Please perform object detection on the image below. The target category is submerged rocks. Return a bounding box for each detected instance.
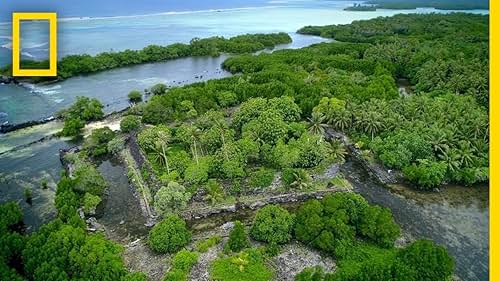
[0,75,19,85]
[0,116,56,134]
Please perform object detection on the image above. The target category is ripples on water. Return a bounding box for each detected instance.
[0,138,73,231]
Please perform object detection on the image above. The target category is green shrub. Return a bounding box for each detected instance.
[148,215,192,253]
[151,83,168,95]
[323,243,402,281]
[154,182,191,216]
[84,127,116,157]
[163,269,187,281]
[250,205,293,244]
[169,150,192,175]
[225,221,250,253]
[399,239,454,281]
[60,96,105,137]
[83,193,102,214]
[209,249,273,281]
[195,236,221,253]
[172,249,199,271]
[121,115,141,133]
[73,161,107,196]
[184,158,211,185]
[261,242,281,258]
[294,194,399,257]
[60,96,104,121]
[163,250,199,281]
[248,168,275,189]
[22,221,129,281]
[403,160,447,190]
[159,171,181,185]
[359,205,400,248]
[128,90,143,103]
[107,136,126,155]
[294,266,325,281]
[0,202,23,230]
[62,118,85,137]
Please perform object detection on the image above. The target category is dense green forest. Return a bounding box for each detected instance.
[137,13,488,188]
[1,193,454,281]
[1,33,291,82]
[1,13,487,281]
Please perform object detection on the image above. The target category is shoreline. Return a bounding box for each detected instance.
[0,108,128,155]
[0,32,292,84]
[0,32,316,133]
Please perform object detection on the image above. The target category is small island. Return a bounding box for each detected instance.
[344,4,377,11]
[366,0,489,10]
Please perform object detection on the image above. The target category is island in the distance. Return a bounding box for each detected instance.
[344,0,489,11]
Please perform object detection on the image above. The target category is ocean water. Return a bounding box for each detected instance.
[0,1,489,65]
[0,0,271,21]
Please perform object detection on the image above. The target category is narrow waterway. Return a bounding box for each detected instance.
[97,158,149,243]
[341,159,489,281]
[0,33,329,126]
[180,157,489,281]
[0,34,330,228]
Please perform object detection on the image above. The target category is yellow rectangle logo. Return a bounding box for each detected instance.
[12,12,57,77]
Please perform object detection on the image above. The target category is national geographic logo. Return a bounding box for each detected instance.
[12,12,57,77]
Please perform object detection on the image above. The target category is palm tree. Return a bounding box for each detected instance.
[355,111,384,140]
[308,112,329,137]
[471,139,488,160]
[189,126,202,164]
[457,140,477,168]
[150,130,172,173]
[290,169,312,190]
[150,140,171,173]
[468,114,488,141]
[326,139,348,163]
[329,109,352,132]
[427,128,450,156]
[439,148,461,174]
[214,120,229,161]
